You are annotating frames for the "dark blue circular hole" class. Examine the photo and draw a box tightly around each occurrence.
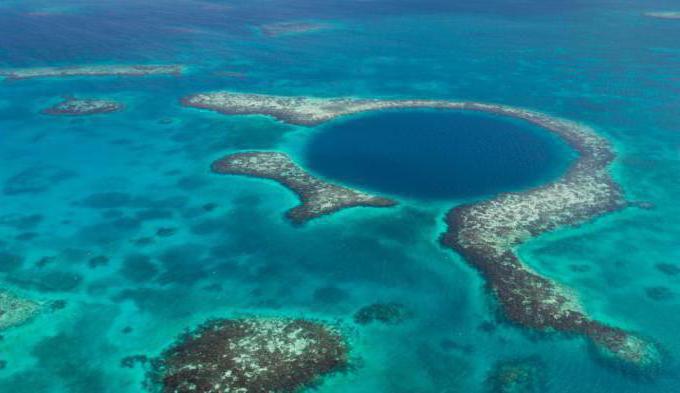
[303,109,575,200]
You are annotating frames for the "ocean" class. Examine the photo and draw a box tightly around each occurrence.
[1,1,679,392]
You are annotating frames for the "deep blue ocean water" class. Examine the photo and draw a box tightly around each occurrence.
[0,1,679,392]
[304,109,574,199]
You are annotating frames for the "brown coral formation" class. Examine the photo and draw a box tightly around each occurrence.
[153,318,347,393]
[0,64,183,80]
[42,97,123,116]
[211,151,396,224]
[182,92,663,369]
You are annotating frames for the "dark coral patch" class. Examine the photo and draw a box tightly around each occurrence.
[176,175,208,191]
[655,263,680,276]
[7,270,83,293]
[35,256,56,268]
[0,252,23,272]
[353,302,408,325]
[15,232,38,241]
[119,254,159,283]
[3,167,76,195]
[87,255,109,268]
[645,286,674,301]
[313,286,349,305]
[569,264,591,273]
[135,209,173,221]
[486,357,545,393]
[156,227,178,238]
[202,203,218,212]
[132,237,155,247]
[79,192,133,209]
[439,339,474,354]
[152,318,347,393]
[120,354,148,369]
[0,214,43,230]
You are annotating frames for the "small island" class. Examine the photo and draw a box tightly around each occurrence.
[42,97,123,116]
[645,11,680,20]
[212,151,397,224]
[184,91,662,370]
[0,64,183,80]
[151,318,348,393]
[0,289,42,331]
[260,21,331,37]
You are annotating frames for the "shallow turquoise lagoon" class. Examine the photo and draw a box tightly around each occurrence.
[1,1,680,392]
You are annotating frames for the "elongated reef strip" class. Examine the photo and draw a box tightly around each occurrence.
[153,318,348,393]
[645,11,680,19]
[260,21,331,37]
[42,97,123,116]
[185,92,662,369]
[212,151,396,223]
[0,64,183,80]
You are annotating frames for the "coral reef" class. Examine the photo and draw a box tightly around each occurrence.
[645,11,680,19]
[353,302,408,325]
[182,91,662,369]
[260,21,330,37]
[0,289,42,330]
[152,318,347,393]
[0,64,183,80]
[42,97,123,116]
[211,152,396,224]
[485,357,545,393]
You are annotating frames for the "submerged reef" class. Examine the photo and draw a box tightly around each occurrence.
[0,289,42,330]
[645,11,680,19]
[485,357,545,393]
[183,91,661,370]
[42,97,123,116]
[211,152,396,224]
[151,318,347,393]
[0,64,183,80]
[353,302,408,325]
[260,21,330,37]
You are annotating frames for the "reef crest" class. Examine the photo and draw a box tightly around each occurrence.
[0,64,183,80]
[212,151,396,223]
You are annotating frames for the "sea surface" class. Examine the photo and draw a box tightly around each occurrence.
[1,1,680,392]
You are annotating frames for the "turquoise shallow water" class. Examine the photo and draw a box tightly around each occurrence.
[1,1,680,392]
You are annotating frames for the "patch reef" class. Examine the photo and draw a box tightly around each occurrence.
[0,289,42,330]
[153,318,347,393]
[42,97,123,115]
